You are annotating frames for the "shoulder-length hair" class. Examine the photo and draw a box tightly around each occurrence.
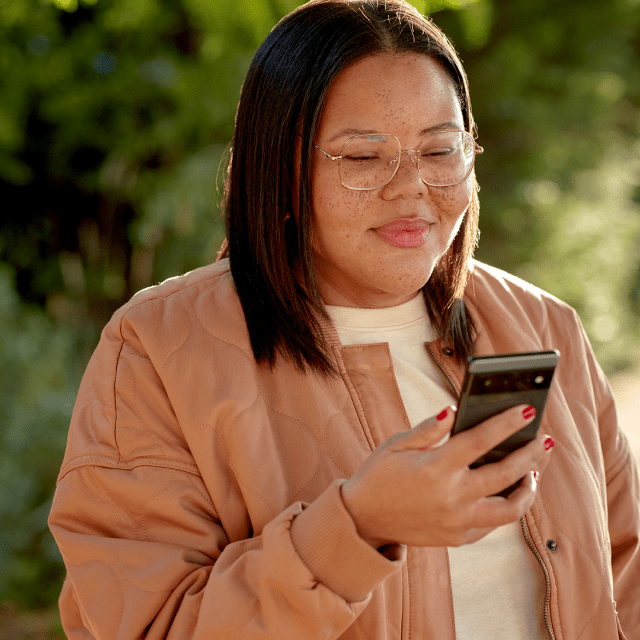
[219,0,479,375]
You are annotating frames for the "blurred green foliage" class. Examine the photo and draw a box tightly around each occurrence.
[0,265,78,609]
[438,0,640,368]
[0,0,639,616]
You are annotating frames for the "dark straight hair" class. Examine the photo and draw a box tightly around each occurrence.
[219,0,479,375]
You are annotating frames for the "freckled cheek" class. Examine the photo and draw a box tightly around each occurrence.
[313,189,371,231]
[434,180,472,221]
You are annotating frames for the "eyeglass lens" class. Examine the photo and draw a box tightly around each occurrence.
[339,131,475,189]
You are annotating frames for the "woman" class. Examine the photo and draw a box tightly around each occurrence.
[48,1,640,638]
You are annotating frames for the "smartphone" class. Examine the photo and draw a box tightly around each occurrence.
[452,350,560,469]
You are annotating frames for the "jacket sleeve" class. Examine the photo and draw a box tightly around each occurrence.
[575,311,640,635]
[48,308,405,640]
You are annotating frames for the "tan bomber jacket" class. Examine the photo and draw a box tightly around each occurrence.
[49,258,640,639]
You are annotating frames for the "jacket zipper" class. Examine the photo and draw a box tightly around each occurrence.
[520,516,555,640]
[426,341,556,640]
[425,342,460,398]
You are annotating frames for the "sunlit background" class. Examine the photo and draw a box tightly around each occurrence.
[1,0,639,635]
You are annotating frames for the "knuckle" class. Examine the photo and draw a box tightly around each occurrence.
[518,488,536,511]
[385,432,403,447]
[500,456,520,479]
[498,470,514,490]
[471,434,488,452]
[489,458,516,487]
[446,528,469,547]
[446,508,466,530]
[439,493,459,519]
[506,489,533,516]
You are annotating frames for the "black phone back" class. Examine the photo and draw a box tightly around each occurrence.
[453,351,559,468]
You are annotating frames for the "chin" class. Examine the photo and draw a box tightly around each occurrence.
[380,274,433,298]
[388,261,437,288]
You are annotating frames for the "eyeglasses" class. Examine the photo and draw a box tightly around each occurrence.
[314,130,483,191]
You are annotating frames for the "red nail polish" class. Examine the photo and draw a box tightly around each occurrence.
[522,405,536,419]
[437,408,448,421]
[544,437,555,451]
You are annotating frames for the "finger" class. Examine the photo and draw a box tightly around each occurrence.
[473,432,552,497]
[453,526,495,547]
[500,470,538,516]
[470,472,537,529]
[448,404,536,468]
[384,405,455,452]
[417,405,457,450]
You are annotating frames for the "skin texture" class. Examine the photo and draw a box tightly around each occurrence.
[310,54,474,308]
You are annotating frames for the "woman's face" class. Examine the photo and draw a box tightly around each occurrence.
[310,54,473,308]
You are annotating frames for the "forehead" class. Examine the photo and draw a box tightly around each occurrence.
[316,54,463,141]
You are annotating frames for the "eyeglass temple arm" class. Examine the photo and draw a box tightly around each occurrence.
[313,144,341,161]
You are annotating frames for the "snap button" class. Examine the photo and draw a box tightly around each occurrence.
[546,539,558,552]
[442,346,454,357]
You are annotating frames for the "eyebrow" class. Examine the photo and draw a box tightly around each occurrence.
[327,121,463,143]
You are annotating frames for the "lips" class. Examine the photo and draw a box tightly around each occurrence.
[374,218,432,248]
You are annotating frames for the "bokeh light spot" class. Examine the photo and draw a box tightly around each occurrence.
[524,180,561,207]
[591,313,619,343]
[92,52,116,74]
[28,34,50,56]
[597,73,626,102]
[138,56,176,87]
[201,35,223,61]
[53,0,79,11]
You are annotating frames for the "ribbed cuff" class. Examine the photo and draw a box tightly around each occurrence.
[289,479,406,602]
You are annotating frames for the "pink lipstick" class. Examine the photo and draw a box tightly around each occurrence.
[375,218,432,248]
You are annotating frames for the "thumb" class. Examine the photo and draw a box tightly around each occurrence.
[413,405,456,450]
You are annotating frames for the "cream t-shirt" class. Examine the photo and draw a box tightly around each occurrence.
[327,294,547,639]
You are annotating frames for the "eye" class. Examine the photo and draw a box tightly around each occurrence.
[341,134,391,162]
[343,152,381,162]
[421,146,454,158]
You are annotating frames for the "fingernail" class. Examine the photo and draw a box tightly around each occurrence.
[437,407,448,421]
[544,437,555,451]
[522,405,536,419]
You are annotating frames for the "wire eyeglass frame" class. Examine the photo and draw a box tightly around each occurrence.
[314,130,483,191]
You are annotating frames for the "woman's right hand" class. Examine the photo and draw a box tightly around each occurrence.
[341,404,554,549]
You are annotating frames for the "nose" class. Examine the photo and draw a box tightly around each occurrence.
[382,149,426,199]
[403,149,422,170]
